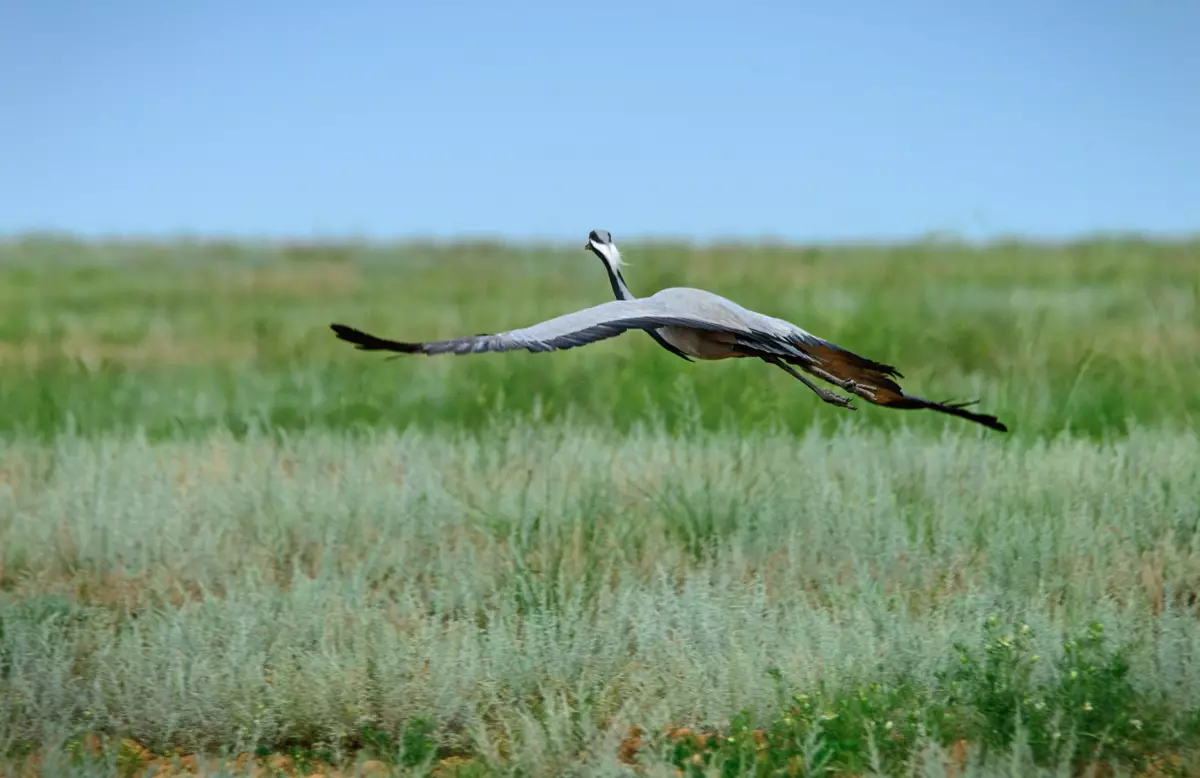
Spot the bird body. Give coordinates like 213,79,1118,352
648,286,822,360
331,230,1008,433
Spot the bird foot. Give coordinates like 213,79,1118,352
819,389,857,411
841,379,877,402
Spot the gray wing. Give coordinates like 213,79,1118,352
330,298,749,356
646,287,904,378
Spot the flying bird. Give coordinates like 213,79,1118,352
330,230,1008,432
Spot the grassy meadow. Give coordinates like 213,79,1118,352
1,235,1199,776
1,235,1198,438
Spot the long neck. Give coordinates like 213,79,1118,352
595,245,693,362
602,259,635,300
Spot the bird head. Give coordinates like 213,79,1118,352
585,229,624,270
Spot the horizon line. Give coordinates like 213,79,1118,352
3,226,1199,250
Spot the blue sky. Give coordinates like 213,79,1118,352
1,0,1197,242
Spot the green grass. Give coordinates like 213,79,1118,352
1,426,1199,775
2,235,1200,775
0,234,1197,439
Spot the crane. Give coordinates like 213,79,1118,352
330,230,1008,432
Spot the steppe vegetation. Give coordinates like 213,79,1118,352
1,235,1198,776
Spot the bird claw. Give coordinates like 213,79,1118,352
841,379,877,402
820,390,857,411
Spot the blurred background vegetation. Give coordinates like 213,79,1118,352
1,234,1196,440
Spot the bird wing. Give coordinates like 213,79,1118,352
675,296,907,391
647,289,899,380
331,298,751,356
788,339,904,387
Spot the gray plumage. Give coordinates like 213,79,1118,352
330,230,1009,432
331,288,832,362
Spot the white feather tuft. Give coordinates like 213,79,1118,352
607,243,625,269
588,236,629,270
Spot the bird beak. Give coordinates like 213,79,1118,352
584,242,593,251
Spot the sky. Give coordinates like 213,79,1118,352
1,0,1198,243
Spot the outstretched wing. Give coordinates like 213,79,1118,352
726,316,906,392
756,317,1007,429
331,299,749,357
790,340,904,388
646,287,905,381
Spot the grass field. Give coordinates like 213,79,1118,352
1,235,1198,438
1,235,1199,776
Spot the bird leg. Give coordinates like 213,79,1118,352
768,358,856,410
799,365,879,402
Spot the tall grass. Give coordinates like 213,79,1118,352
2,425,1200,774
0,235,1197,439
2,235,1199,775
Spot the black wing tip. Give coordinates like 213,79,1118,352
961,405,1009,433
954,400,1008,432
329,323,358,339
971,412,1009,433
329,322,422,353
911,393,1009,433
329,322,374,347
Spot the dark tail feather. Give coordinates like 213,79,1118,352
899,394,1009,432
330,323,421,353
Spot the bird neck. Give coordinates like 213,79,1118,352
604,262,635,300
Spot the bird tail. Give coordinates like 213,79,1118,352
891,394,1008,432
